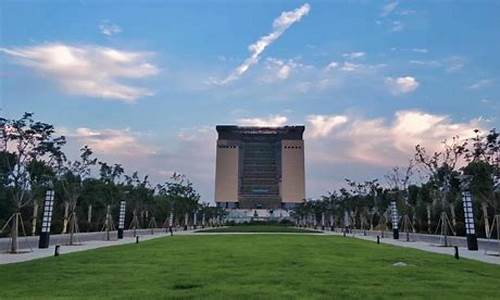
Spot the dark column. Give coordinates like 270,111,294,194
390,201,399,240
118,201,126,239
462,191,478,251
38,190,55,248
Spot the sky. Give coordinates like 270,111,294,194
1,0,499,203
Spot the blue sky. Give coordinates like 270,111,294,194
1,1,499,202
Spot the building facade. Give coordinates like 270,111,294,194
215,125,305,210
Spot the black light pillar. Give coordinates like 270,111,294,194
118,201,126,239
38,189,55,248
459,175,478,250
462,191,478,250
390,201,399,240
193,212,197,229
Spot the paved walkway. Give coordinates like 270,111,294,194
0,231,193,265
320,230,500,265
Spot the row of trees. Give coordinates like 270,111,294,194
293,129,500,239
1,113,224,252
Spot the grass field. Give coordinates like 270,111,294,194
196,224,319,233
1,234,500,299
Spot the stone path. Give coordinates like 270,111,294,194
0,232,183,265
321,230,500,266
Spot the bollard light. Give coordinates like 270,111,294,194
390,201,399,240
54,244,60,256
454,246,459,259
39,189,55,249
136,236,140,244
118,201,126,239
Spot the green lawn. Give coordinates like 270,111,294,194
1,235,499,299
196,224,319,233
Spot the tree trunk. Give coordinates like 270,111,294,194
87,204,92,223
105,205,111,241
62,201,69,234
449,203,457,235
412,213,417,233
31,202,38,236
10,213,19,253
69,211,76,245
482,202,490,237
426,204,432,234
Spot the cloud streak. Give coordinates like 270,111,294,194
217,3,310,85
237,115,289,127
0,43,159,102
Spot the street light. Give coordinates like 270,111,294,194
390,201,399,240
118,201,126,239
38,189,55,248
459,175,478,251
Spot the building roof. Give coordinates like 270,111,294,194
216,125,305,140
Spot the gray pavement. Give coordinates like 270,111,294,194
318,228,500,265
0,228,169,251
0,227,202,265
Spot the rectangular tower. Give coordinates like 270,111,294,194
215,125,305,209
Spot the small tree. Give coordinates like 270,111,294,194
0,113,65,252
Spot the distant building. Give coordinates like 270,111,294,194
215,125,305,211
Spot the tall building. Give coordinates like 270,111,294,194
215,125,305,210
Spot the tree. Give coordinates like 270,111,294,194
56,146,97,244
0,113,65,252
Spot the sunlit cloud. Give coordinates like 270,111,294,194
237,115,288,127
306,115,348,138
385,76,419,95
0,43,159,102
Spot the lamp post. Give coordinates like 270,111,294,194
118,201,126,239
459,175,478,251
390,201,399,240
193,211,197,229
39,189,55,248
321,212,325,230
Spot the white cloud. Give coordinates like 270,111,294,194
468,79,494,90
411,48,428,53
340,62,386,73
409,57,465,73
391,21,404,32
324,61,339,71
99,21,122,36
306,110,483,167
410,60,441,67
237,115,288,127
342,52,365,59
0,43,158,102
341,62,362,72
306,115,348,138
261,57,308,82
381,1,399,17
64,127,155,156
385,76,419,95
216,3,310,85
